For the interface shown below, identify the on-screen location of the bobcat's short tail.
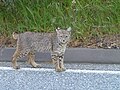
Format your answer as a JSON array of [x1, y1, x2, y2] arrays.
[[12, 32, 18, 39]]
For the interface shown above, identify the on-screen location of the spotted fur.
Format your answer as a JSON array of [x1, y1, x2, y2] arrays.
[[12, 27, 71, 72]]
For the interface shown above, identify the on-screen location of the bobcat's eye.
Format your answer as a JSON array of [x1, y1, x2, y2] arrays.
[[65, 36, 68, 38]]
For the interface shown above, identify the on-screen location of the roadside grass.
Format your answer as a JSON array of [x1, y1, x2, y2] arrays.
[[0, 0, 120, 40]]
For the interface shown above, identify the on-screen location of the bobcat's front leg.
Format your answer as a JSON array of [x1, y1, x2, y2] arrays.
[[52, 55, 61, 72], [55, 56, 66, 72], [52, 52, 66, 72], [55, 57, 62, 72], [59, 55, 66, 71], [55, 55, 66, 72]]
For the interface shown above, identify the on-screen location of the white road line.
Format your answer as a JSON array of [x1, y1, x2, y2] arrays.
[[0, 67, 120, 74]]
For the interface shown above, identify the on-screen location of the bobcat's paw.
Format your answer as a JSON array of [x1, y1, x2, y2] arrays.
[[51, 59, 56, 65], [32, 64, 41, 68], [61, 67, 66, 71], [55, 68, 62, 72], [13, 65, 20, 69]]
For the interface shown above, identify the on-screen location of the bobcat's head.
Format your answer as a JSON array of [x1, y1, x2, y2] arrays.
[[56, 27, 71, 44]]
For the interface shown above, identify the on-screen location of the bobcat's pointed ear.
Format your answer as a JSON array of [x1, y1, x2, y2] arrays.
[[67, 27, 71, 32], [57, 27, 60, 30], [56, 27, 61, 33], [56, 27, 60, 31]]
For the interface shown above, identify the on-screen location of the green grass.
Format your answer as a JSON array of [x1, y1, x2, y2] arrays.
[[0, 0, 120, 39]]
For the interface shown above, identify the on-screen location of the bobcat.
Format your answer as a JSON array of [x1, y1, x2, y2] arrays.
[[12, 27, 71, 72]]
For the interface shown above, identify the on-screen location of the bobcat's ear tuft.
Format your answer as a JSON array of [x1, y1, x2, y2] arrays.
[[56, 29, 58, 32], [67, 27, 71, 32], [56, 27, 61, 33], [57, 27, 60, 30]]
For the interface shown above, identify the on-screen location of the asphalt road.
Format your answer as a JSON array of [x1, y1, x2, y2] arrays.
[[0, 62, 120, 90]]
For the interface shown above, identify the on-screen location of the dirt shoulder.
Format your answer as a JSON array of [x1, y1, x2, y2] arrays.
[[69, 34, 120, 49], [0, 34, 120, 49]]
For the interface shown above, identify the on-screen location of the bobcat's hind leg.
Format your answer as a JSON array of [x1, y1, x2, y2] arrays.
[[12, 50, 21, 69], [12, 49, 30, 69], [27, 52, 40, 68]]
